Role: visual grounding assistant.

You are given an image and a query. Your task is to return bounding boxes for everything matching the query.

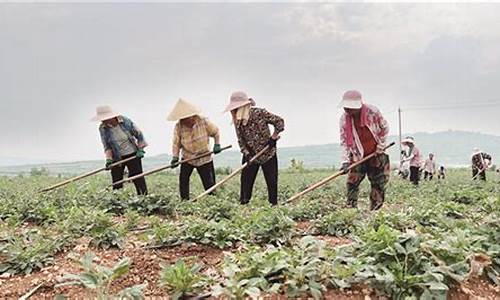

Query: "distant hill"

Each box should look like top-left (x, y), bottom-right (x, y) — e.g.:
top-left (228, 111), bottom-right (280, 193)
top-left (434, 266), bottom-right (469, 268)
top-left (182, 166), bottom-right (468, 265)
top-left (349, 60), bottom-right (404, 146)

top-left (0, 130), bottom-right (498, 176)
top-left (0, 156), bottom-right (53, 167)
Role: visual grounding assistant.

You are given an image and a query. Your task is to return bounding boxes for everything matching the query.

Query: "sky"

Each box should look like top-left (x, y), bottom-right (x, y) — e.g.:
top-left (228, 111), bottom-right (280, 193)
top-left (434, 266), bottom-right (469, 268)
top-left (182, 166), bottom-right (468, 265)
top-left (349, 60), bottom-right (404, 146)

top-left (2, 3), bottom-right (500, 162)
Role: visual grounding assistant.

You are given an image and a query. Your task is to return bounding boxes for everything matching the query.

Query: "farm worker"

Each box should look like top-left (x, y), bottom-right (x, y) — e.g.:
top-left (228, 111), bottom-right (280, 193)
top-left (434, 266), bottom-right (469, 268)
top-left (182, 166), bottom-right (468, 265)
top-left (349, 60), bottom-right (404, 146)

top-left (398, 149), bottom-right (410, 180)
top-left (423, 153), bottom-right (436, 180)
top-left (339, 90), bottom-right (390, 210)
top-left (93, 105), bottom-right (148, 195)
top-left (224, 91), bottom-right (285, 206)
top-left (167, 99), bottom-right (221, 200)
top-left (437, 165), bottom-right (446, 180)
top-left (401, 137), bottom-right (421, 185)
top-left (471, 148), bottom-right (492, 181)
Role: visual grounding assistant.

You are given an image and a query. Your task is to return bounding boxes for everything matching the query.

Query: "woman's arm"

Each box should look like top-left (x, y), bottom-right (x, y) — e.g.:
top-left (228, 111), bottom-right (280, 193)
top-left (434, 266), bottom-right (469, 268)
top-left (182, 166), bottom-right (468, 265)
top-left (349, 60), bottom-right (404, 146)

top-left (206, 119), bottom-right (220, 144)
top-left (99, 126), bottom-right (113, 159)
top-left (172, 123), bottom-right (181, 157)
top-left (127, 118), bottom-right (147, 149)
top-left (262, 109), bottom-right (285, 137)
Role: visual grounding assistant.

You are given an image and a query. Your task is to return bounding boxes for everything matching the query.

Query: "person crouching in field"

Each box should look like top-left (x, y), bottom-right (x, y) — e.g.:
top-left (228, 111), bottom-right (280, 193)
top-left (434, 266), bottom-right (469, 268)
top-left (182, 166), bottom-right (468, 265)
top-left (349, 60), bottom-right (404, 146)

top-left (339, 90), bottom-right (390, 211)
top-left (471, 148), bottom-right (492, 181)
top-left (167, 99), bottom-right (221, 200)
top-left (93, 105), bottom-right (148, 195)
top-left (401, 137), bottom-right (421, 186)
top-left (438, 165), bottom-right (446, 180)
top-left (423, 153), bottom-right (436, 180)
top-left (225, 91), bottom-right (284, 206)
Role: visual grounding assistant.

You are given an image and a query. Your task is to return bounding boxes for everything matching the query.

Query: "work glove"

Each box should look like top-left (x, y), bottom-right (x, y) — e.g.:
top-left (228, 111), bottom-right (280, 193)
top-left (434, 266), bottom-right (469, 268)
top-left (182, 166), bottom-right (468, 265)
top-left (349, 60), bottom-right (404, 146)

top-left (340, 162), bottom-right (350, 174)
top-left (267, 137), bottom-right (277, 148)
top-left (105, 159), bottom-right (114, 170)
top-left (170, 156), bottom-right (180, 168)
top-left (136, 149), bottom-right (145, 158)
top-left (213, 144), bottom-right (222, 154)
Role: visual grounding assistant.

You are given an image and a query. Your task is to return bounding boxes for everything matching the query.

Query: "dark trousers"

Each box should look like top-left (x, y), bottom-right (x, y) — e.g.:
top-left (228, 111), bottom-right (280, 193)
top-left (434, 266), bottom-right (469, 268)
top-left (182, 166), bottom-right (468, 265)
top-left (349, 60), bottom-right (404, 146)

top-left (240, 155), bottom-right (278, 205)
top-left (180, 161), bottom-right (216, 200)
top-left (111, 154), bottom-right (148, 195)
top-left (472, 168), bottom-right (486, 181)
top-left (424, 171), bottom-right (433, 180)
top-left (409, 166), bottom-right (420, 185)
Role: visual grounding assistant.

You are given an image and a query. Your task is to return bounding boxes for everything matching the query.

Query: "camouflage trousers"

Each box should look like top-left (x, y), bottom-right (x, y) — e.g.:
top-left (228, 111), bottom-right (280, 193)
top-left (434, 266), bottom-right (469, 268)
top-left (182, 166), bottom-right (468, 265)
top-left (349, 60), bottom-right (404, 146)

top-left (346, 153), bottom-right (390, 210)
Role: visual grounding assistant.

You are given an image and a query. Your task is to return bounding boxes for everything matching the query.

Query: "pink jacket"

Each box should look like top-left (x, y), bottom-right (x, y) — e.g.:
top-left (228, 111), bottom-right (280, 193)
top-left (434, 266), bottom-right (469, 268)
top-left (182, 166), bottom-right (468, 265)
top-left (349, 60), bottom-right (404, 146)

top-left (340, 104), bottom-right (389, 163)
top-left (409, 147), bottom-right (422, 168)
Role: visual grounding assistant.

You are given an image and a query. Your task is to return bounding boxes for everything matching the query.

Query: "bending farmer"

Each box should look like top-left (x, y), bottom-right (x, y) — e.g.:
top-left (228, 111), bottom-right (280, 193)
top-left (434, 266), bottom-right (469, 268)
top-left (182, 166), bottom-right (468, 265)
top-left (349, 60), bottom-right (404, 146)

top-left (224, 91), bottom-right (284, 206)
top-left (167, 99), bottom-right (221, 200)
top-left (93, 105), bottom-right (148, 195)
top-left (339, 90), bottom-right (390, 210)
top-left (471, 148), bottom-right (492, 181)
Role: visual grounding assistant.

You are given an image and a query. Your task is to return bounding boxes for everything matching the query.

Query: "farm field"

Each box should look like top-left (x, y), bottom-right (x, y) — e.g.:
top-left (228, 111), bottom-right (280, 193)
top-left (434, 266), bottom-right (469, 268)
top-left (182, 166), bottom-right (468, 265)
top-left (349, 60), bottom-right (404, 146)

top-left (0, 169), bottom-right (499, 299)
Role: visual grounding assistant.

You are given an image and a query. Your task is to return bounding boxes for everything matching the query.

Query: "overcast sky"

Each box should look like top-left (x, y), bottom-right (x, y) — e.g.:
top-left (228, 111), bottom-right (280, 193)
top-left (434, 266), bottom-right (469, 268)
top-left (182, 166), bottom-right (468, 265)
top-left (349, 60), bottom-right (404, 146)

top-left (2, 3), bottom-right (500, 162)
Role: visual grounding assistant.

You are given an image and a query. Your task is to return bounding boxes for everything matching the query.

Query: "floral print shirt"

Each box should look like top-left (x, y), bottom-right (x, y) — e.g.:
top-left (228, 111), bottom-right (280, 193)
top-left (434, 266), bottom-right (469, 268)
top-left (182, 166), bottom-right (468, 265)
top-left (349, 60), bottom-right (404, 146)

top-left (471, 152), bottom-right (492, 170)
top-left (339, 104), bottom-right (389, 163)
top-left (235, 107), bottom-right (285, 164)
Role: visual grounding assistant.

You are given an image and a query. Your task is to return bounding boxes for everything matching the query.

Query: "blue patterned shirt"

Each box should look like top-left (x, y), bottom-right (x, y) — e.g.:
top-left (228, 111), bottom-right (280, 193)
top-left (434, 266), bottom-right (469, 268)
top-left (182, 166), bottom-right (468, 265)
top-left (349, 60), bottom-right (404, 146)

top-left (99, 116), bottom-right (147, 161)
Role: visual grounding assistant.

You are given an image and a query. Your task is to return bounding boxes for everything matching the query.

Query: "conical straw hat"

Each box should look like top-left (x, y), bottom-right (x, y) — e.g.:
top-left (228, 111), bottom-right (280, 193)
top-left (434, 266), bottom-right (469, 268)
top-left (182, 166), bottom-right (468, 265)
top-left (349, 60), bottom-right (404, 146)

top-left (167, 98), bottom-right (202, 121)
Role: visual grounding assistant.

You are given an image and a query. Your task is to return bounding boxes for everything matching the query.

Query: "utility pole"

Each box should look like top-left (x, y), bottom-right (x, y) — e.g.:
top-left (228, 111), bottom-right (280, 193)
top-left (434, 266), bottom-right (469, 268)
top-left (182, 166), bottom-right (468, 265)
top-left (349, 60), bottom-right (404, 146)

top-left (398, 106), bottom-right (402, 163)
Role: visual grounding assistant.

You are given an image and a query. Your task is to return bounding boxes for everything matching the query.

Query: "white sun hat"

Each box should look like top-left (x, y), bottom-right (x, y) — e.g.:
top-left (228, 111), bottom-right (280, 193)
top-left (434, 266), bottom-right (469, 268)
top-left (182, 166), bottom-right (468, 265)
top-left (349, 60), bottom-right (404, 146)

top-left (167, 98), bottom-right (202, 121)
top-left (91, 105), bottom-right (120, 122)
top-left (224, 91), bottom-right (253, 113)
top-left (401, 136), bottom-right (415, 145)
top-left (339, 90), bottom-right (363, 109)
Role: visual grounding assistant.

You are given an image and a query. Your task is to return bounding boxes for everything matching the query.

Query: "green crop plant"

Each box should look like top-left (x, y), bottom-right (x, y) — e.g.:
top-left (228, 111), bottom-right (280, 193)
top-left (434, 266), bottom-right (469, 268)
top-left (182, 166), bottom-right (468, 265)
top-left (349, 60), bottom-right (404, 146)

top-left (0, 230), bottom-right (65, 275)
top-left (88, 212), bottom-right (127, 249)
top-left (314, 208), bottom-right (360, 237)
top-left (159, 259), bottom-right (208, 299)
top-left (56, 252), bottom-right (146, 299)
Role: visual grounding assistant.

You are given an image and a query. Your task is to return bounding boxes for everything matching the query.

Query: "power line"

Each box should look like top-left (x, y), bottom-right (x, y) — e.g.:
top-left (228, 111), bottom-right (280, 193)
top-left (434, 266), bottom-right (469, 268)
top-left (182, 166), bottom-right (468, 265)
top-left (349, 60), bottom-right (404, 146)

top-left (382, 100), bottom-right (500, 114)
top-left (403, 100), bottom-right (500, 111)
top-left (395, 99), bottom-right (499, 164)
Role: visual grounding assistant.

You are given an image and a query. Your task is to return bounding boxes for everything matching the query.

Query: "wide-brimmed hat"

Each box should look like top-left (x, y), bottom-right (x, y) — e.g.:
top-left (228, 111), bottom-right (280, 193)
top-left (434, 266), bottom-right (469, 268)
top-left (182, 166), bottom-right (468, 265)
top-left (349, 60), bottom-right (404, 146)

top-left (91, 105), bottom-right (120, 122)
top-left (339, 90), bottom-right (363, 109)
top-left (401, 136), bottom-right (415, 145)
top-left (167, 98), bottom-right (202, 121)
top-left (224, 91), bottom-right (252, 113)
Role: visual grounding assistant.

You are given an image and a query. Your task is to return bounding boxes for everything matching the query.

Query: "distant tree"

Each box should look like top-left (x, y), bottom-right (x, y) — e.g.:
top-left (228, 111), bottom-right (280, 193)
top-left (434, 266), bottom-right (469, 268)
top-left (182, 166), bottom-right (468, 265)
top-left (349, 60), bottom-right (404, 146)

top-left (30, 167), bottom-right (49, 177)
top-left (290, 158), bottom-right (305, 172)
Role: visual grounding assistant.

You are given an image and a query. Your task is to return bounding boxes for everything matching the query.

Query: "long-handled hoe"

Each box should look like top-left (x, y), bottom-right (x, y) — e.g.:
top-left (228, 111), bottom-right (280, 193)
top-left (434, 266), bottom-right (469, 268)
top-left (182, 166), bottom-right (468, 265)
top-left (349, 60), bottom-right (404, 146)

top-left (286, 142), bottom-right (396, 204)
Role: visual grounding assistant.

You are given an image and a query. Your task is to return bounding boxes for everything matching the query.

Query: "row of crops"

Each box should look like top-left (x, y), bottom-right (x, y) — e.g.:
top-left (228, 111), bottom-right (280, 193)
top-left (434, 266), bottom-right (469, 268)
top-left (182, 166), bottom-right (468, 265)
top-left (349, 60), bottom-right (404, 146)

top-left (0, 169), bottom-right (499, 299)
